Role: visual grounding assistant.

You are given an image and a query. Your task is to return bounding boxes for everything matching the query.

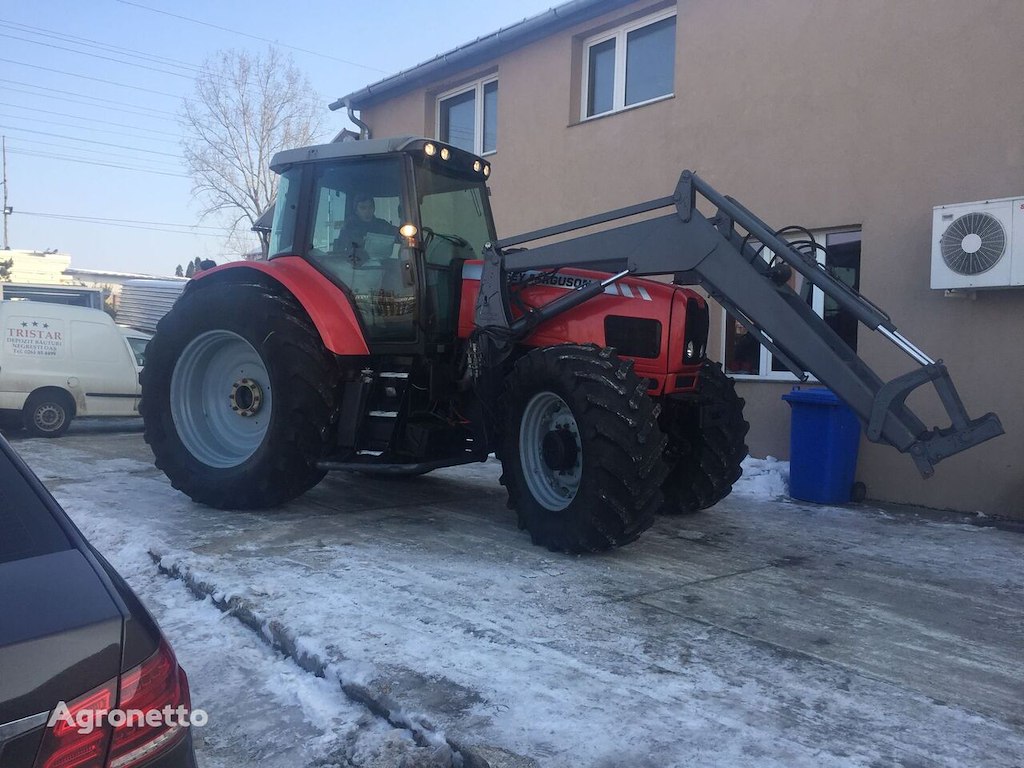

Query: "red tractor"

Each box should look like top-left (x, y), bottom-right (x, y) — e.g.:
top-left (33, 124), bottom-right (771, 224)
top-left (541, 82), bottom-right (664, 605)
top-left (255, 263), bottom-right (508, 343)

top-left (141, 137), bottom-right (1001, 552)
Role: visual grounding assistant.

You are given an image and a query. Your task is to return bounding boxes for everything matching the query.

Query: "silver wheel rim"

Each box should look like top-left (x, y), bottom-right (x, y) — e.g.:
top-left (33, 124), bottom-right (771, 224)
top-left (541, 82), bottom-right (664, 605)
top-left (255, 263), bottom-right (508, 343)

top-left (34, 403), bottom-right (66, 432)
top-left (519, 391), bottom-right (582, 511)
top-left (170, 330), bottom-right (273, 468)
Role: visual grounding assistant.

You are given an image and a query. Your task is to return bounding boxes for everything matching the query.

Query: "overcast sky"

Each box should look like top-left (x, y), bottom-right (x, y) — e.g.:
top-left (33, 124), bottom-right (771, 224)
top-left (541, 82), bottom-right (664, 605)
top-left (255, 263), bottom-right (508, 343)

top-left (1, 1), bottom-right (557, 275)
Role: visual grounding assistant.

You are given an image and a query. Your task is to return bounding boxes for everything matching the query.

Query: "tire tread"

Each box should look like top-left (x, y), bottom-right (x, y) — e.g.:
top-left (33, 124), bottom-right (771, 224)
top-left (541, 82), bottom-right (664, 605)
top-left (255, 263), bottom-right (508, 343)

top-left (500, 343), bottom-right (667, 553)
top-left (141, 282), bottom-right (339, 509)
top-left (659, 361), bottom-right (749, 515)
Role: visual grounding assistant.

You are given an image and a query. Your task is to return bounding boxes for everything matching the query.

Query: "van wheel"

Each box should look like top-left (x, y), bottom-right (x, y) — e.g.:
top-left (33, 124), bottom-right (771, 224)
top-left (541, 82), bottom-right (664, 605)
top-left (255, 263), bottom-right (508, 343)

top-left (23, 390), bottom-right (74, 437)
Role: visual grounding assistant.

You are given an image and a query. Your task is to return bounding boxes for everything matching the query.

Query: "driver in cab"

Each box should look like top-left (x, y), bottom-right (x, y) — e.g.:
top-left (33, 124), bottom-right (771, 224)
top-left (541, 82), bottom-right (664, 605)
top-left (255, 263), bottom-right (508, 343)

top-left (334, 192), bottom-right (398, 259)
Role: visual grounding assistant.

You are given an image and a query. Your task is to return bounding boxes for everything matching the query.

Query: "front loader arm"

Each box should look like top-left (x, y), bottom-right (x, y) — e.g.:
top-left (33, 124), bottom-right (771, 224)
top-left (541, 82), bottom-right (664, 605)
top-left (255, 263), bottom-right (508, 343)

top-left (474, 171), bottom-right (1003, 478)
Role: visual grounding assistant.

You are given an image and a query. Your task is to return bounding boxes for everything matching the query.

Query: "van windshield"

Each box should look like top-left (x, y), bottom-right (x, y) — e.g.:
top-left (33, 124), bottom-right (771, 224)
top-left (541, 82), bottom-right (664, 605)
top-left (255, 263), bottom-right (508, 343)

top-left (126, 337), bottom-right (148, 367)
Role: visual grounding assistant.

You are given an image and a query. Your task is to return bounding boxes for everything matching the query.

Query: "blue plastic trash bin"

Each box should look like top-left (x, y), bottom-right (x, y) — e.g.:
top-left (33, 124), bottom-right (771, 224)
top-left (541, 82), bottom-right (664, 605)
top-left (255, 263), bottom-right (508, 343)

top-left (781, 387), bottom-right (861, 504)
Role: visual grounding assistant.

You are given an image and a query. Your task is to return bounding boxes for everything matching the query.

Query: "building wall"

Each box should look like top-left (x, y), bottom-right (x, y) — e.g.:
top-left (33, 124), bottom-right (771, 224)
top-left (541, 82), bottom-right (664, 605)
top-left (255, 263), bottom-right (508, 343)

top-left (2, 250), bottom-right (73, 284)
top-left (358, 0), bottom-right (1024, 517)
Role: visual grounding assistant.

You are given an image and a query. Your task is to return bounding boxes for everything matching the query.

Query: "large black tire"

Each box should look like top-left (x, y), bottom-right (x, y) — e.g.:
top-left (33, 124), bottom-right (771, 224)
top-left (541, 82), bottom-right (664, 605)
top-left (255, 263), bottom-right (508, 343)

top-left (140, 282), bottom-right (340, 509)
top-left (22, 388), bottom-right (75, 438)
top-left (499, 344), bottom-right (668, 553)
top-left (659, 361), bottom-right (749, 514)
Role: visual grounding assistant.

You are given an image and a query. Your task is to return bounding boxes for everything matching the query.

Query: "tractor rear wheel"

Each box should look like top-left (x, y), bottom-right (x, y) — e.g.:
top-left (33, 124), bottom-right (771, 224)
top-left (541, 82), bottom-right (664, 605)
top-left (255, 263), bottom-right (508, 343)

top-left (500, 344), bottom-right (667, 553)
top-left (141, 282), bottom-right (339, 509)
top-left (659, 361), bottom-right (749, 514)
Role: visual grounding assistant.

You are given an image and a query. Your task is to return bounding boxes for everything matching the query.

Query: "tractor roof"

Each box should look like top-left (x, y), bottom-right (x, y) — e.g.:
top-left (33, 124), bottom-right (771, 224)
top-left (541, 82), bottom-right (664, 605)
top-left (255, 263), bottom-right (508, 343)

top-left (270, 136), bottom-right (423, 172)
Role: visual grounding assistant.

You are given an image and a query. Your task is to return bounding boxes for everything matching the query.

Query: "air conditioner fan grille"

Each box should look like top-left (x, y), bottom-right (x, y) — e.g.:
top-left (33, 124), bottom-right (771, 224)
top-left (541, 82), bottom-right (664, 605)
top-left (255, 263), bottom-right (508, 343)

top-left (939, 212), bottom-right (1006, 276)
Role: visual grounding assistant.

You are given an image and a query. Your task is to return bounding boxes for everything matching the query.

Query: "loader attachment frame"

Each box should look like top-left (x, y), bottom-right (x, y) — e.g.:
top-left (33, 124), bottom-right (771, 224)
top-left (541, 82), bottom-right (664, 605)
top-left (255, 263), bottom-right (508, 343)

top-left (474, 170), bottom-right (1002, 478)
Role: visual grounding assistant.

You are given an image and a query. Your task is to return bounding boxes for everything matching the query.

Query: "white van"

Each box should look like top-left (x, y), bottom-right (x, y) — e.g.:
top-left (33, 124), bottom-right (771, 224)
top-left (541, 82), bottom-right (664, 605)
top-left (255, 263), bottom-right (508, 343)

top-left (0, 301), bottom-right (151, 436)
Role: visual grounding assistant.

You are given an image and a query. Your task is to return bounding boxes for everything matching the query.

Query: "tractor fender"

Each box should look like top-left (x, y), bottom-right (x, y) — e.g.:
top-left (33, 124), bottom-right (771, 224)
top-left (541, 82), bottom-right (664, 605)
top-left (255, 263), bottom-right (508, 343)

top-left (188, 257), bottom-right (369, 355)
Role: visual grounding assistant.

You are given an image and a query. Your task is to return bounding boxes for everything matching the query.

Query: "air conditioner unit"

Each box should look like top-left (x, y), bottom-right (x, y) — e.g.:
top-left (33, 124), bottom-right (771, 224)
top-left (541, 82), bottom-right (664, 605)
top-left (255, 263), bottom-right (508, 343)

top-left (931, 196), bottom-right (1024, 289)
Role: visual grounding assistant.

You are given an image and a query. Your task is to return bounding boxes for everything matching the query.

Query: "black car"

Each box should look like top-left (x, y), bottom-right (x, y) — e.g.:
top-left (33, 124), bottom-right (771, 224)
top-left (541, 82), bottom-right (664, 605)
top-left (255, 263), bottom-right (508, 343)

top-left (0, 435), bottom-right (197, 768)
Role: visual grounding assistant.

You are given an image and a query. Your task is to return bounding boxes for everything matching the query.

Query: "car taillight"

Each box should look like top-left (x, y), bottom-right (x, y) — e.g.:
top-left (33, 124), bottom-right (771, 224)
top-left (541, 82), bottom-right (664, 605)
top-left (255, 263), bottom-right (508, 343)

top-left (107, 640), bottom-right (190, 768)
top-left (33, 640), bottom-right (190, 768)
top-left (33, 680), bottom-right (115, 768)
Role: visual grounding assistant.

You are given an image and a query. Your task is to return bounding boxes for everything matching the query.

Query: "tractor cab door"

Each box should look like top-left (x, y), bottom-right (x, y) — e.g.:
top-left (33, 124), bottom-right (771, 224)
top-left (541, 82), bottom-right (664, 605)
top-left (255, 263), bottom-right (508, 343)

top-left (303, 157), bottom-right (419, 346)
top-left (413, 159), bottom-right (496, 343)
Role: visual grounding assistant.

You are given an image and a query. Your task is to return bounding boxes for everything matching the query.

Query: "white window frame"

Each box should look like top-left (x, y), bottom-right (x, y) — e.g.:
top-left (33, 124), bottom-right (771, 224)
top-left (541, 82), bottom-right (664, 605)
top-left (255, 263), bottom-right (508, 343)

top-left (435, 77), bottom-right (498, 157)
top-left (721, 228), bottom-right (862, 381)
top-left (580, 8), bottom-right (677, 121)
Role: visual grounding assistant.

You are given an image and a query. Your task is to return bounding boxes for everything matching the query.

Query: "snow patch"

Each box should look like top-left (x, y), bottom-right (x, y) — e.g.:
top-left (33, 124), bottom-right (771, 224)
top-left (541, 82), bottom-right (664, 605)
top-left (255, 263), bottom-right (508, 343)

top-left (733, 455), bottom-right (790, 499)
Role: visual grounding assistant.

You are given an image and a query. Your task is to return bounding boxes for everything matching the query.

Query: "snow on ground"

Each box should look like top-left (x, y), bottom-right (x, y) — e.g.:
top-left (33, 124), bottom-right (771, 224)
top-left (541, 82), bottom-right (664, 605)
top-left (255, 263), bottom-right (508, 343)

top-left (81, 504), bottom-right (459, 768)
top-left (730, 456), bottom-right (789, 499)
top-left (13, 434), bottom-right (1024, 768)
top-left (18, 440), bottom-right (452, 767)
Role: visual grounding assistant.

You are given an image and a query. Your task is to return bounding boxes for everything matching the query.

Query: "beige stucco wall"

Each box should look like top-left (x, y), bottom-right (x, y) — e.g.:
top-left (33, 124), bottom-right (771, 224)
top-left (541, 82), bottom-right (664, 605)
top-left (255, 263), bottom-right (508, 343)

top-left (358, 0), bottom-right (1024, 517)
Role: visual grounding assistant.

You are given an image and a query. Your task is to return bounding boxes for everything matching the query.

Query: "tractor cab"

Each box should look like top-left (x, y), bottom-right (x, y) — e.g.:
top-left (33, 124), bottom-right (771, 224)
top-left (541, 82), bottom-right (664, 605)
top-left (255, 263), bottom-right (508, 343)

top-left (268, 137), bottom-right (495, 349)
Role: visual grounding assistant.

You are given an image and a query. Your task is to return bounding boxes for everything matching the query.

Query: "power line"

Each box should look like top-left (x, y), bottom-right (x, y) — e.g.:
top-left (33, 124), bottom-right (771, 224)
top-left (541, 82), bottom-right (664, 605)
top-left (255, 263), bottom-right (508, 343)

top-left (0, 20), bottom-right (274, 94)
top-left (0, 125), bottom-right (181, 158)
top-left (115, 0), bottom-right (389, 74)
top-left (0, 19), bottom-right (204, 74)
top-left (6, 148), bottom-right (189, 178)
top-left (16, 210), bottom-right (230, 238)
top-left (0, 58), bottom-right (184, 99)
top-left (4, 137), bottom-right (184, 170)
top-left (7, 146), bottom-right (187, 176)
top-left (0, 102), bottom-right (180, 137)
top-left (17, 210), bottom-right (227, 231)
top-left (0, 32), bottom-right (195, 80)
top-left (0, 112), bottom-right (180, 146)
top-left (0, 80), bottom-right (179, 118)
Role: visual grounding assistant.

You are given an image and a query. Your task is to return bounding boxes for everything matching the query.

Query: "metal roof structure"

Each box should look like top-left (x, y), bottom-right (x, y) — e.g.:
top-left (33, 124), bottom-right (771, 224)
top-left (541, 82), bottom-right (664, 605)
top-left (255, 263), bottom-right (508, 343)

top-left (115, 279), bottom-right (187, 333)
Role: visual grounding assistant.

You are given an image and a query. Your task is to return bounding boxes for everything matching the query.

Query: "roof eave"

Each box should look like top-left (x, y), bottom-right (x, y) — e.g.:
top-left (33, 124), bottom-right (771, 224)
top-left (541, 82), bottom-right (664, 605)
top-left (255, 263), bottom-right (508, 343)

top-left (330, 0), bottom-right (629, 112)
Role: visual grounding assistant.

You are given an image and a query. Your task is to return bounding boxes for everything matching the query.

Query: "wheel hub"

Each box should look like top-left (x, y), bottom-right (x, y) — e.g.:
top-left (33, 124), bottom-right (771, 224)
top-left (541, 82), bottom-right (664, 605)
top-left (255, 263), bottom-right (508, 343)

top-left (519, 391), bottom-right (583, 511)
top-left (35, 404), bottom-right (63, 430)
top-left (170, 330), bottom-right (273, 468)
top-left (229, 377), bottom-right (264, 417)
top-left (542, 427), bottom-right (579, 473)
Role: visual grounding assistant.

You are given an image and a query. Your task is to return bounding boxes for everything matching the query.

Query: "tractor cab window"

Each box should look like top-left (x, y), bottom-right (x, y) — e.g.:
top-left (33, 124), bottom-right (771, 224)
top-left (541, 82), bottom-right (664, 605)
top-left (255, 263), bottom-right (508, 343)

top-left (304, 158), bottom-right (416, 342)
top-left (269, 167), bottom-right (301, 257)
top-left (414, 161), bottom-right (495, 266)
top-left (413, 159), bottom-right (496, 339)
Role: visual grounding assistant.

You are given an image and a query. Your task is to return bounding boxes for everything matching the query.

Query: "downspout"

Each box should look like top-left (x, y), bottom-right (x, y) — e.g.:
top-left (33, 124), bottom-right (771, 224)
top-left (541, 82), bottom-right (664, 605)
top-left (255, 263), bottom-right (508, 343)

top-left (342, 99), bottom-right (372, 140)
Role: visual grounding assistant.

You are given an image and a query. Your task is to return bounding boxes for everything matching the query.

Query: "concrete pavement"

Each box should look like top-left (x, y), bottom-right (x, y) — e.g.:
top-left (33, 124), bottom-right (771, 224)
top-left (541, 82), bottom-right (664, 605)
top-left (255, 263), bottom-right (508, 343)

top-left (10, 426), bottom-right (1024, 767)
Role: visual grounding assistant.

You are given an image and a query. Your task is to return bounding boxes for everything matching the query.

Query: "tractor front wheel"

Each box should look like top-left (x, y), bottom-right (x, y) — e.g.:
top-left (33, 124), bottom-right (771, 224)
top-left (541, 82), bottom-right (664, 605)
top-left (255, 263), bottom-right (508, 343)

top-left (659, 361), bottom-right (749, 514)
top-left (140, 282), bottom-right (339, 509)
top-left (500, 344), bottom-right (667, 553)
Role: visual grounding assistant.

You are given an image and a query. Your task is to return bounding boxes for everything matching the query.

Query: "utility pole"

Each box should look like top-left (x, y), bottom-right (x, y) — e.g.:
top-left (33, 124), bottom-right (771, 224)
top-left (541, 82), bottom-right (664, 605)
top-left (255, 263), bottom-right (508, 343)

top-left (2, 135), bottom-right (9, 250)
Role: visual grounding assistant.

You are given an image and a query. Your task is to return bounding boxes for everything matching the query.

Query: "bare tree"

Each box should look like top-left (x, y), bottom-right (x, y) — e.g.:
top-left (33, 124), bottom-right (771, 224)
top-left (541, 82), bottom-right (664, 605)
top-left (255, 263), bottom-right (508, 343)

top-left (182, 47), bottom-right (324, 259)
